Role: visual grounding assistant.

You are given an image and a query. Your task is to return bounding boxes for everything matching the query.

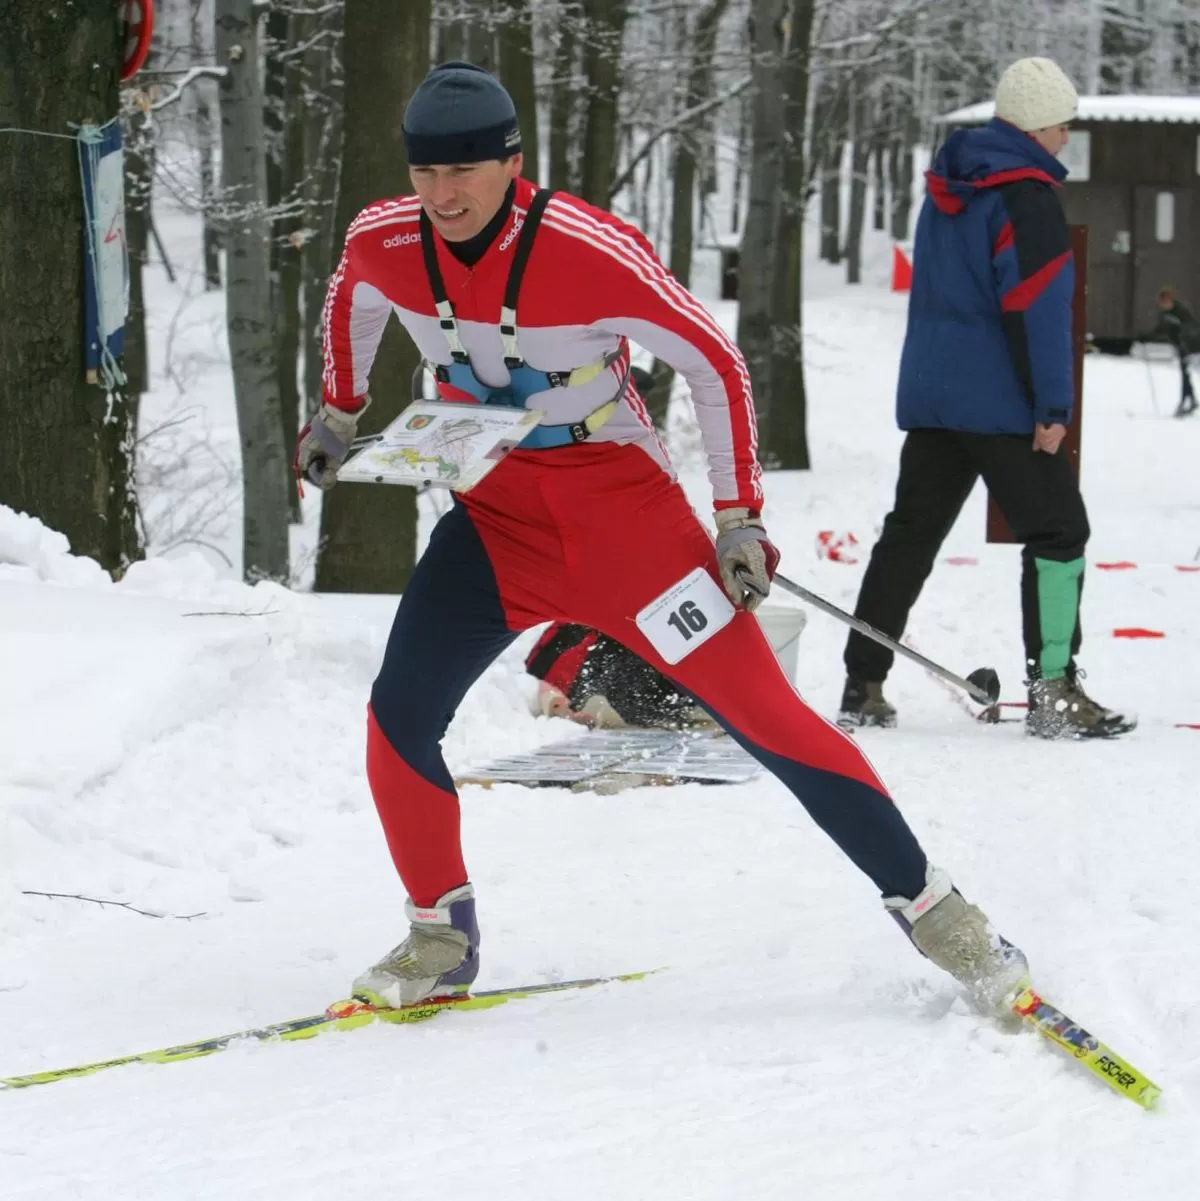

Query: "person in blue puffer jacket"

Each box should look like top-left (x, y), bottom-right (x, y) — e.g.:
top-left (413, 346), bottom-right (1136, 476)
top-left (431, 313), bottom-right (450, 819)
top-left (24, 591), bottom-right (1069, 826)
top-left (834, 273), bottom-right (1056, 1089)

top-left (839, 57), bottom-right (1134, 740)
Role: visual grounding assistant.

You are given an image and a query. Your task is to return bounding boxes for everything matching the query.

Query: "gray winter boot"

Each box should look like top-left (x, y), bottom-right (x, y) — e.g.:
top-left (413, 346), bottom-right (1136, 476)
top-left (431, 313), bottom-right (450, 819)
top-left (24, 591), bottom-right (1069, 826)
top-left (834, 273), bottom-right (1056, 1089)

top-left (352, 883), bottom-right (480, 1007)
top-left (1026, 670), bottom-right (1136, 739)
top-left (837, 677), bottom-right (897, 729)
top-left (885, 866), bottom-right (1030, 1016)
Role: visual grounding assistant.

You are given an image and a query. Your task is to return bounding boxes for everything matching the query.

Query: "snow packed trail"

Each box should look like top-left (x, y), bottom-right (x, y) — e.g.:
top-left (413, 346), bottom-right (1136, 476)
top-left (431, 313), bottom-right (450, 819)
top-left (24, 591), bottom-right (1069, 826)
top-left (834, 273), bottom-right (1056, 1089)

top-left (2, 209), bottom-right (1199, 1200)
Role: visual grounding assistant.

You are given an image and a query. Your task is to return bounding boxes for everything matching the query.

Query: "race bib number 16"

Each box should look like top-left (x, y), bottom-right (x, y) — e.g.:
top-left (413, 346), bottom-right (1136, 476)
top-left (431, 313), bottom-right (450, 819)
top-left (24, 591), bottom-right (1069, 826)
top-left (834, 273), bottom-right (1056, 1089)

top-left (635, 567), bottom-right (735, 665)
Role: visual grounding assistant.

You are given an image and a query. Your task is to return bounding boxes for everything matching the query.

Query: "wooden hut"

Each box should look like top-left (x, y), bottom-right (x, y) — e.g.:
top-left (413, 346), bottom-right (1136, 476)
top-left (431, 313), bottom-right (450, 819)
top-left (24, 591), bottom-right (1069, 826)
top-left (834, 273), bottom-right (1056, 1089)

top-left (939, 96), bottom-right (1200, 349)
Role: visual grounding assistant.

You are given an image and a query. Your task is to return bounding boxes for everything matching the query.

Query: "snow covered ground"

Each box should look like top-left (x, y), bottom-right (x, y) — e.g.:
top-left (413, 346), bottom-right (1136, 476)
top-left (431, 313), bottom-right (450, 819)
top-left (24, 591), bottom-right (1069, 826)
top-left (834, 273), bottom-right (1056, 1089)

top-left (3, 190), bottom-right (1199, 1199)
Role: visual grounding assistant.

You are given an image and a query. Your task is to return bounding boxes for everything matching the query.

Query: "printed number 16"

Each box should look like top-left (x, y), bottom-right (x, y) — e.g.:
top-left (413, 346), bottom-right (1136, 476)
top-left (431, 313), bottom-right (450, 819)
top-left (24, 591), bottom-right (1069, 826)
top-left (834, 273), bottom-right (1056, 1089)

top-left (666, 600), bottom-right (708, 641)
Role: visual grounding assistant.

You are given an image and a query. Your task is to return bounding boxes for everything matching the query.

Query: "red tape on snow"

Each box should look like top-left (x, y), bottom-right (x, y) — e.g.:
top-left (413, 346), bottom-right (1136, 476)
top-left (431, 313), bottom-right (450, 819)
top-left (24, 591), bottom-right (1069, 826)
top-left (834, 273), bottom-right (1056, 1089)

top-left (1112, 627), bottom-right (1165, 639)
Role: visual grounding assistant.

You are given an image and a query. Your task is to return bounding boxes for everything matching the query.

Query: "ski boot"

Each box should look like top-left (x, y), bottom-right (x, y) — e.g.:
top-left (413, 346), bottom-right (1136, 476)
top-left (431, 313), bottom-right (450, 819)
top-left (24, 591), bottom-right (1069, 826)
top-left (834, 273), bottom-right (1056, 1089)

top-left (837, 677), bottom-right (897, 729)
top-left (886, 866), bottom-right (1030, 1017)
top-left (1025, 668), bottom-right (1135, 739)
top-left (352, 883), bottom-right (479, 1008)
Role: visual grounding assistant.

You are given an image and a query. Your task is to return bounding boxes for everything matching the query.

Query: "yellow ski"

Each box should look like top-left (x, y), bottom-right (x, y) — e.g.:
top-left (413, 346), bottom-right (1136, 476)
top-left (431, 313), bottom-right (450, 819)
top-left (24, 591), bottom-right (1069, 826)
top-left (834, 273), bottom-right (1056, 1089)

top-left (1010, 985), bottom-right (1162, 1110)
top-left (0, 970), bottom-right (655, 1091)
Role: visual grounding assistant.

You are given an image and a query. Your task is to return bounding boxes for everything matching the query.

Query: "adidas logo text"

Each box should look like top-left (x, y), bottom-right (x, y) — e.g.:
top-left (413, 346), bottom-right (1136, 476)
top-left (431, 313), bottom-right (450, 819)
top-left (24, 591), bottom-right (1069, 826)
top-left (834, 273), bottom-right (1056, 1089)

top-left (498, 215), bottom-right (525, 252)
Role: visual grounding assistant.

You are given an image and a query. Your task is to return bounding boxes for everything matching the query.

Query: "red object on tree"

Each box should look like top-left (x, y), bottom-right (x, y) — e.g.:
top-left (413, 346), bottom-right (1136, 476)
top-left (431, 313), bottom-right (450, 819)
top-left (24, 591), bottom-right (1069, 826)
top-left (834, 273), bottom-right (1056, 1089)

top-left (119, 0), bottom-right (154, 83)
top-left (891, 244), bottom-right (912, 292)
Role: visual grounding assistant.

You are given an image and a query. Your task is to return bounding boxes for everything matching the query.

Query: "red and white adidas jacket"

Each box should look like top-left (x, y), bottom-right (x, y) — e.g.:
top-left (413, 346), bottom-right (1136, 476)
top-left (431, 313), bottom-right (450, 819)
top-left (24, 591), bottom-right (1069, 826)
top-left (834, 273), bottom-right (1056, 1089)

top-left (320, 177), bottom-right (762, 510)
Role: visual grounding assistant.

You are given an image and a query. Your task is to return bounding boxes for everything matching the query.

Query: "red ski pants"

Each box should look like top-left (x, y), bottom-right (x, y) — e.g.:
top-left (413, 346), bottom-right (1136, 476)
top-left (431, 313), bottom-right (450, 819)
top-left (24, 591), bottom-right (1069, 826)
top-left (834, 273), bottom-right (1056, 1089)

top-left (366, 443), bottom-right (928, 906)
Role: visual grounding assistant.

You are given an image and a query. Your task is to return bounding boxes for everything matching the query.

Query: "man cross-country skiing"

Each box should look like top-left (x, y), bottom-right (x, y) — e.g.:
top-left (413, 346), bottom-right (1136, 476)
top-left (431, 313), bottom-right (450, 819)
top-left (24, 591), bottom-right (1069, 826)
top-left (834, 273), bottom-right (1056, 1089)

top-left (298, 62), bottom-right (1029, 1016)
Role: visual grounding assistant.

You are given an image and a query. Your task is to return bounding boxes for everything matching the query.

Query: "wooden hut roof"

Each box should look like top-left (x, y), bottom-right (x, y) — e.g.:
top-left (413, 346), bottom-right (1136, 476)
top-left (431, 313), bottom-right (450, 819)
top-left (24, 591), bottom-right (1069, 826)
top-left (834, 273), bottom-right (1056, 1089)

top-left (938, 95), bottom-right (1200, 126)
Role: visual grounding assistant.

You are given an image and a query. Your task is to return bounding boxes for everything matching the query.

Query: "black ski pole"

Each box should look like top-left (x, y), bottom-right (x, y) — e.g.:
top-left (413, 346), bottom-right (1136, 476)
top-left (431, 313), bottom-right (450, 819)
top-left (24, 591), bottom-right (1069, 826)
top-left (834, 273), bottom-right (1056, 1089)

top-left (768, 571), bottom-right (1001, 706)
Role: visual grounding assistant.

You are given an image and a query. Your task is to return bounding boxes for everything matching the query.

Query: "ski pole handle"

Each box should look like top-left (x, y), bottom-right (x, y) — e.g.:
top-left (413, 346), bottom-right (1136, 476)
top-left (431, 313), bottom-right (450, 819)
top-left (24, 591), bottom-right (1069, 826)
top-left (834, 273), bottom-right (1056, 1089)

top-left (769, 571), bottom-right (999, 705)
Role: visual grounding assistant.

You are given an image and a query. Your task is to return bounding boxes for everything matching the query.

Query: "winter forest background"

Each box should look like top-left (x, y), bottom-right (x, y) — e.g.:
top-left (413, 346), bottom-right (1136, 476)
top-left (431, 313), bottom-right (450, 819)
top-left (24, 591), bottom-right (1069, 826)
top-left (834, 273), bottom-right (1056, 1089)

top-left (4, 0), bottom-right (1200, 589)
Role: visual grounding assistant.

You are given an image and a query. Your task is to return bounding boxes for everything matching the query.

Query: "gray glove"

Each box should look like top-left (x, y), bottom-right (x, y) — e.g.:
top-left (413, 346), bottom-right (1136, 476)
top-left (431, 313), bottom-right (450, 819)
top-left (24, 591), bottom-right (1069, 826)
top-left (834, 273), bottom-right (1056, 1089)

top-left (714, 507), bottom-right (781, 612)
top-left (293, 397), bottom-right (370, 491)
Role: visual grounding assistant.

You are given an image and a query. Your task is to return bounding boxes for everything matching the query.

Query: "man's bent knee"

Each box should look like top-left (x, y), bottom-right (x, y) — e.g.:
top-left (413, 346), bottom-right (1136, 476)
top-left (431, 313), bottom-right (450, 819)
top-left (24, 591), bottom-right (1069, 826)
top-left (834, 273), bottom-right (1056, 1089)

top-left (369, 675), bottom-right (456, 789)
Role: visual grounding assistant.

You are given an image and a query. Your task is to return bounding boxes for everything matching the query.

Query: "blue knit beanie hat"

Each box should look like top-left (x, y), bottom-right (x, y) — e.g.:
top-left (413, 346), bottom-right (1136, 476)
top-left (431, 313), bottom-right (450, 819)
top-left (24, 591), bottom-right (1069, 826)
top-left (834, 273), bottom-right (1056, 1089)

top-left (402, 61), bottom-right (521, 165)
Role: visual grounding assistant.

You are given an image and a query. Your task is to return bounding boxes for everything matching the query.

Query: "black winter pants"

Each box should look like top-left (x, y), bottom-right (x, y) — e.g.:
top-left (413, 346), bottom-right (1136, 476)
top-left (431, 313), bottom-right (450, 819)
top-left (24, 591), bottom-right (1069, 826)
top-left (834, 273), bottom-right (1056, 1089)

top-left (1177, 356), bottom-right (1197, 415)
top-left (844, 430), bottom-right (1090, 685)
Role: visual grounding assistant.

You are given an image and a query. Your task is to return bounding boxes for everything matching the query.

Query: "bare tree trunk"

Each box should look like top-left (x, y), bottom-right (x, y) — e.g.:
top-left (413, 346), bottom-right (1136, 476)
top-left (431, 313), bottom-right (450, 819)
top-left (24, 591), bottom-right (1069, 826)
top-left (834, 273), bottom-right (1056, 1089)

top-left (668, 0), bottom-right (729, 288)
top-left (314, 0), bottom-right (431, 594)
top-left (578, 0), bottom-right (628, 206)
top-left (736, 0), bottom-right (786, 446)
top-left (731, 87), bottom-right (749, 235)
top-left (265, 6), bottom-right (303, 520)
top-left (437, 0), bottom-right (494, 65)
top-left (844, 85), bottom-right (871, 285)
top-left (197, 92), bottom-right (223, 288)
top-left (302, 3), bottom-right (343, 419)
top-left (124, 104), bottom-right (153, 400)
top-left (813, 75), bottom-right (846, 264)
top-left (264, 9), bottom-right (287, 224)
top-left (278, 62), bottom-right (306, 520)
top-left (818, 138), bottom-right (844, 261)
top-left (650, 0), bottom-right (730, 429)
top-left (637, 132), bottom-right (654, 232)
top-left (889, 103), bottom-right (916, 241)
top-left (763, 0), bottom-right (815, 470)
top-left (547, 2), bottom-right (580, 191)
top-left (0, 1), bottom-right (142, 574)
top-left (498, 0), bottom-right (540, 183)
top-left (264, 6), bottom-right (308, 521)
top-left (193, 0), bottom-right (222, 289)
top-left (872, 138), bottom-right (886, 231)
top-left (215, 0), bottom-right (291, 581)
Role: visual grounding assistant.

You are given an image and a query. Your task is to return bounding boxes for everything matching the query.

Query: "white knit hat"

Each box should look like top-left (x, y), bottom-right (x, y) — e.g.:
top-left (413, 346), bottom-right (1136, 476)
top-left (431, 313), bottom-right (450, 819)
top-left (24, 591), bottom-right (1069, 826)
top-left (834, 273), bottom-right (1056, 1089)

top-left (994, 57), bottom-right (1078, 132)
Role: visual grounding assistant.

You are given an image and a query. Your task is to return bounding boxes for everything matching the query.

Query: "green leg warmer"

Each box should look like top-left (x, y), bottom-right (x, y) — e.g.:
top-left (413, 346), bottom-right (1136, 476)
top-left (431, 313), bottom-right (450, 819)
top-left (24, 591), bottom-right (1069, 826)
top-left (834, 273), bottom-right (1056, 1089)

top-left (1034, 556), bottom-right (1085, 680)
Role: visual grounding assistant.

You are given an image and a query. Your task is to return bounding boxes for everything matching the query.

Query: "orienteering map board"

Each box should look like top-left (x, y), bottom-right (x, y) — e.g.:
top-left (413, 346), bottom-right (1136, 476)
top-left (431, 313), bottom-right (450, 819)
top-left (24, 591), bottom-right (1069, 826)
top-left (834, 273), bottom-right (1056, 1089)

top-left (337, 401), bottom-right (543, 491)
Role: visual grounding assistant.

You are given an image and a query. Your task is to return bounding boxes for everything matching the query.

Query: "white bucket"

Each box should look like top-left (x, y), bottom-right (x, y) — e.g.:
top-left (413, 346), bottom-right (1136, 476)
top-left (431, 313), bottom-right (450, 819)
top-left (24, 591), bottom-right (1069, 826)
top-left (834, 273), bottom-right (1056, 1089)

top-left (754, 603), bottom-right (808, 682)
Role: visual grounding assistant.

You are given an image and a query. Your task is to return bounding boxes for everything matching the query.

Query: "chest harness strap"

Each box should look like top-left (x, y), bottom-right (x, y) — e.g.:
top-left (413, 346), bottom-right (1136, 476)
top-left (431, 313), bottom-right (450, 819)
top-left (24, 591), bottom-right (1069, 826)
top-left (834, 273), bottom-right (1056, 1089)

top-left (418, 189), bottom-right (627, 448)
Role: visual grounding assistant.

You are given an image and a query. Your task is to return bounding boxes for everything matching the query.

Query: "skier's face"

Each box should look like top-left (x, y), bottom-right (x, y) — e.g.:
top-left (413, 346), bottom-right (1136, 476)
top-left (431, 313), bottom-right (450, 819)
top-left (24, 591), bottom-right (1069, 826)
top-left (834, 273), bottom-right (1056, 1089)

top-left (1030, 124), bottom-right (1070, 157)
top-left (410, 155), bottom-right (524, 242)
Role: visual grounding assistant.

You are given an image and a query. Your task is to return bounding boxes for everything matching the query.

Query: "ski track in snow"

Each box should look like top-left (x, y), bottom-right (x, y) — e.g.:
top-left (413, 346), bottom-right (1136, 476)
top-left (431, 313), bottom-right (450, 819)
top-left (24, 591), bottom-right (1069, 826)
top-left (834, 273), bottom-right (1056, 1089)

top-left (2, 200), bottom-right (1199, 1199)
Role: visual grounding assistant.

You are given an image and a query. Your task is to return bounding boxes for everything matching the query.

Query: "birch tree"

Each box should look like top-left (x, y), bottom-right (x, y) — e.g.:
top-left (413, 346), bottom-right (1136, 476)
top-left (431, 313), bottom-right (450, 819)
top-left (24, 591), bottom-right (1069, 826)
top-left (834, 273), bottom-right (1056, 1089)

top-left (215, 0), bottom-right (291, 581)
